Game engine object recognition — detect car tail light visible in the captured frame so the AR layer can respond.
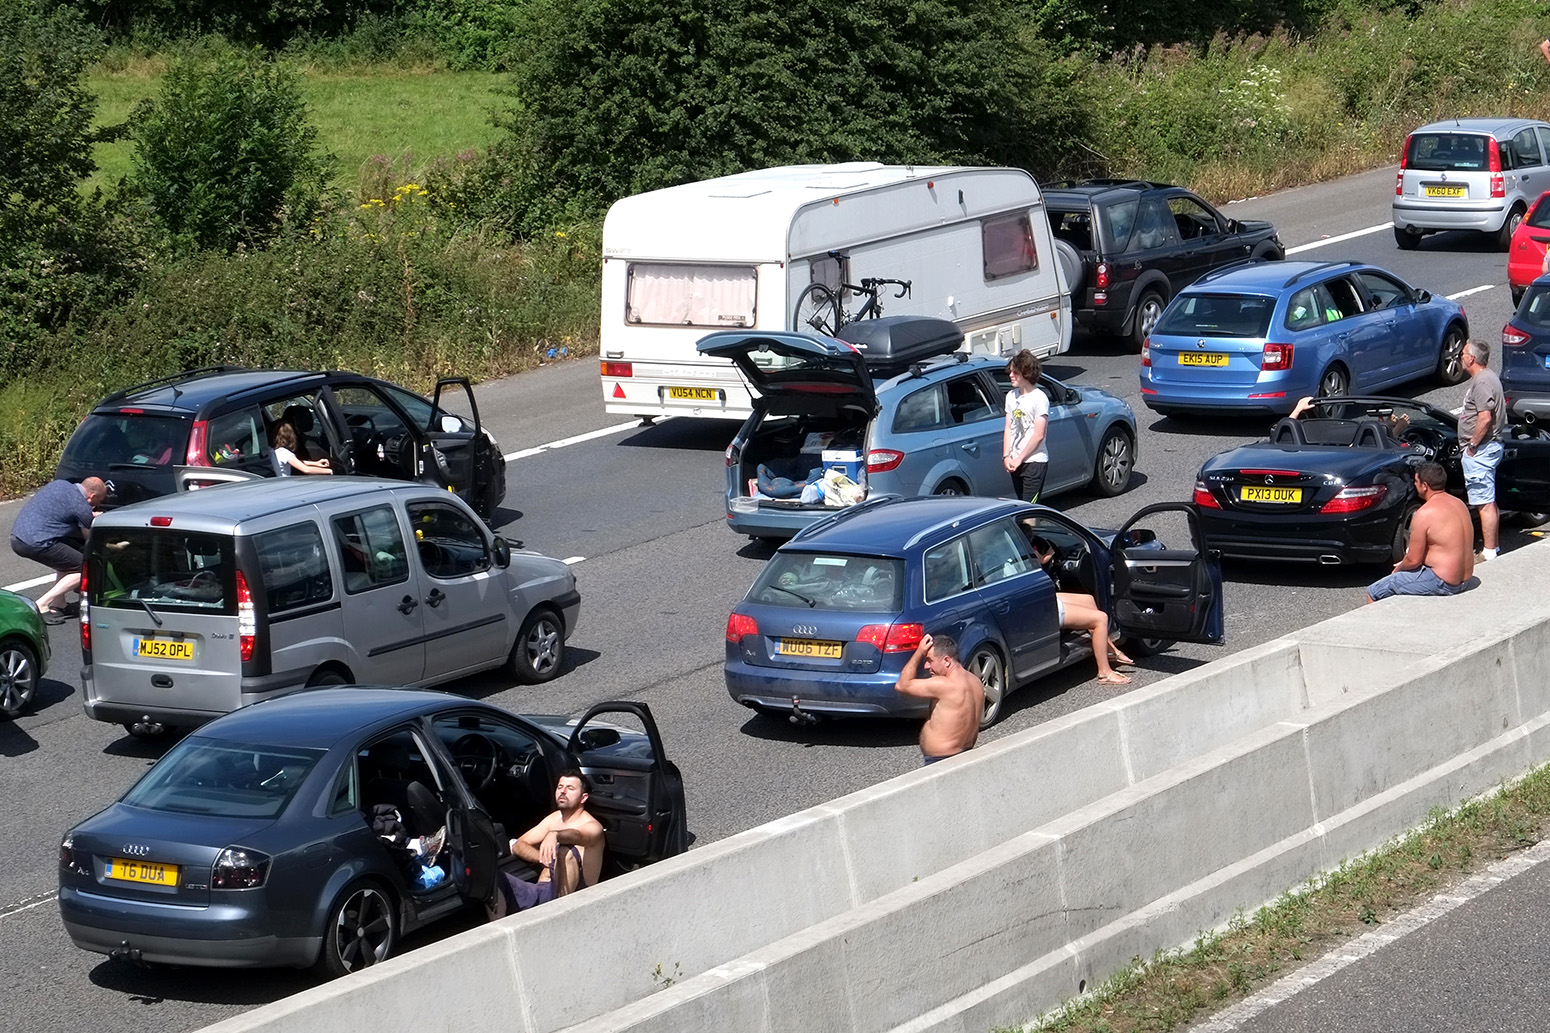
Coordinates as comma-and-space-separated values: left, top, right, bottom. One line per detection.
1261, 342, 1294, 371
59, 833, 83, 873
1321, 484, 1388, 514
1140, 337, 1151, 367
1504, 323, 1531, 347
856, 622, 925, 652
184, 419, 210, 467
1490, 139, 1505, 198
211, 847, 271, 890
725, 612, 758, 642
1192, 480, 1222, 509
235, 570, 255, 662
867, 448, 905, 474
79, 565, 90, 654
600, 360, 633, 378
1095, 262, 1110, 290
1396, 136, 1411, 195
725, 442, 742, 469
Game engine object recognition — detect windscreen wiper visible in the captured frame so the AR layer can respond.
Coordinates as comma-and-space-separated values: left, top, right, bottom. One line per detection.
768, 585, 818, 607
138, 599, 164, 627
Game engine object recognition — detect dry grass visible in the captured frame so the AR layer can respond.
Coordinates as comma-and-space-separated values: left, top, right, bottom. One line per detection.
1018, 763, 1550, 1033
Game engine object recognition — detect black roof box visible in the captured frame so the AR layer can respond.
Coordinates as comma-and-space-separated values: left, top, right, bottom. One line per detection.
837, 316, 963, 371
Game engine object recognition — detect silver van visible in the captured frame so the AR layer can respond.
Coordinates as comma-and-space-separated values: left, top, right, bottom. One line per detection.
79, 478, 580, 735
1393, 117, 1550, 250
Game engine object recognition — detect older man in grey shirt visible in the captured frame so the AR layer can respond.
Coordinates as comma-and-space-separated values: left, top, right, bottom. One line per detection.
1459, 340, 1507, 561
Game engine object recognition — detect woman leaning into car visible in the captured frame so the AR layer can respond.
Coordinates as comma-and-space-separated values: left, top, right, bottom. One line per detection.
1003, 350, 1050, 502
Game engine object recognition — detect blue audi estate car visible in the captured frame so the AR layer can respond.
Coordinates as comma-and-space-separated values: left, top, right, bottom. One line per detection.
1140, 261, 1468, 417
722, 495, 1224, 728
699, 317, 1138, 542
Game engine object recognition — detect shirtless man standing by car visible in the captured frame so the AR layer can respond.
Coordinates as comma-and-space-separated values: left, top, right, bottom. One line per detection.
486, 769, 606, 920
1366, 461, 1474, 602
895, 634, 985, 765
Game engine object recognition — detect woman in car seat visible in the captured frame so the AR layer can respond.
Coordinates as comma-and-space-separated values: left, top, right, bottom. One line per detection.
270, 419, 333, 476
1029, 535, 1133, 686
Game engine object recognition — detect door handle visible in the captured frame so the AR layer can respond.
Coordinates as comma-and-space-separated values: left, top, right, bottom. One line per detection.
961, 442, 979, 454
397, 595, 418, 615
425, 588, 446, 608
1337, 332, 1350, 340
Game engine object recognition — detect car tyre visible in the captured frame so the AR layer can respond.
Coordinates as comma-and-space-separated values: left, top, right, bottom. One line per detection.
315, 880, 396, 980
967, 644, 1007, 730
1317, 364, 1349, 398
1250, 242, 1284, 261
509, 607, 564, 684
308, 668, 350, 688
1498, 205, 1526, 251
1512, 286, 1526, 306
1435, 324, 1467, 386
1090, 427, 1135, 497
0, 639, 39, 719
1118, 635, 1170, 658
933, 478, 968, 497
1129, 289, 1166, 352
1390, 506, 1419, 565
1394, 226, 1423, 251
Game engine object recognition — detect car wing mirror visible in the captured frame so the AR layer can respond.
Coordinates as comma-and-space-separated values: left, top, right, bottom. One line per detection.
577, 727, 621, 751
492, 537, 512, 568
1119, 528, 1157, 549
1415, 289, 1432, 304
439, 415, 464, 433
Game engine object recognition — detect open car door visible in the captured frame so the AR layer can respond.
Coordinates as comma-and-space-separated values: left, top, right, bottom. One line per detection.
445, 804, 500, 905
566, 702, 689, 872
426, 377, 483, 493
1109, 502, 1225, 644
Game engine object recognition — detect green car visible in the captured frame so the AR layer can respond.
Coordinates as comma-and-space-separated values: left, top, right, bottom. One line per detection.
0, 590, 49, 718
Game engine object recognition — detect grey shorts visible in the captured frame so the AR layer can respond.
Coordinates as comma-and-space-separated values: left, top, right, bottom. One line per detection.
10, 535, 83, 574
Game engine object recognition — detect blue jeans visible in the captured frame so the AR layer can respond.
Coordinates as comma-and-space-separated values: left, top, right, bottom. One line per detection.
1367, 565, 1467, 600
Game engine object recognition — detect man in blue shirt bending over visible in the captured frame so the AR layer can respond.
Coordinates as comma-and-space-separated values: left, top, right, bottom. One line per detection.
10, 477, 107, 623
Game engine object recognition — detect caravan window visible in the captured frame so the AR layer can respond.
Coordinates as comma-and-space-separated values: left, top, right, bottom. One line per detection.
981, 213, 1039, 280
625, 263, 758, 328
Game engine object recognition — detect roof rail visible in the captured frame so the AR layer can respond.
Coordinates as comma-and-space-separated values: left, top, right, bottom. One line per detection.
1196, 258, 1266, 285
901, 498, 1015, 551
1280, 260, 1363, 290
102, 365, 250, 404
1042, 178, 1172, 192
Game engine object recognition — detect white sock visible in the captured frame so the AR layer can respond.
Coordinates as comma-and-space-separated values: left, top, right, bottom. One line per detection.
1481, 548, 1498, 560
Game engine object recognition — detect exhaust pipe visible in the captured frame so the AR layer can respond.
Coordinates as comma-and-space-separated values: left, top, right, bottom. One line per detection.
1523, 409, 1537, 425
1318, 554, 1342, 565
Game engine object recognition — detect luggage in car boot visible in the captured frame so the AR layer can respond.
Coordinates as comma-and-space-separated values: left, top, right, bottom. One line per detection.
837, 316, 963, 374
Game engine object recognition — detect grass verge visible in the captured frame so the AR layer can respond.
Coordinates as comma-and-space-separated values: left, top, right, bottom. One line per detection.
1017, 762, 1550, 1032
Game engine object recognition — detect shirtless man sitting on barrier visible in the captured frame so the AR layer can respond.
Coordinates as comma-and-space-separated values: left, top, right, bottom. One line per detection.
486, 769, 605, 920
1366, 461, 1474, 602
894, 633, 985, 766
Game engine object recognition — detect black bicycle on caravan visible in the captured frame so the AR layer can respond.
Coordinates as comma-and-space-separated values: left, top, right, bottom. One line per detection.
792, 276, 913, 336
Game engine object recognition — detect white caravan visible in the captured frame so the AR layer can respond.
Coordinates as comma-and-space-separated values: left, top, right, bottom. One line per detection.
599, 163, 1072, 420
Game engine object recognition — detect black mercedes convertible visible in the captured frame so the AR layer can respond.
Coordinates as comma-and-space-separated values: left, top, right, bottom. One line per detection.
1192, 396, 1550, 566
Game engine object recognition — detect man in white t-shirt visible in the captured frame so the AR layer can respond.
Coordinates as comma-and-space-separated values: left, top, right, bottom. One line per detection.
1002, 350, 1050, 502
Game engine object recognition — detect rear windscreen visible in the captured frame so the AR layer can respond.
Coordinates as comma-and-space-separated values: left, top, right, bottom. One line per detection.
1099, 198, 1139, 251
747, 552, 903, 611
122, 737, 324, 818
1518, 285, 1550, 328
1404, 132, 1491, 172
60, 413, 187, 471
1153, 294, 1276, 338
88, 529, 236, 614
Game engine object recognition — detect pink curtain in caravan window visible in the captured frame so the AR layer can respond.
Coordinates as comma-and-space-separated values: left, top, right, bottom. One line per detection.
626, 264, 758, 327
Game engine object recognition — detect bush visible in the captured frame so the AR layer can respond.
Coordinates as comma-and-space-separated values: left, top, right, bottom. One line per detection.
128, 44, 333, 251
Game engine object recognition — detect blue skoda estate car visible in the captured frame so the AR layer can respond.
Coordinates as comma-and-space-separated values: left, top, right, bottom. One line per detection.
1140, 261, 1468, 417
699, 317, 1138, 542
722, 495, 1224, 728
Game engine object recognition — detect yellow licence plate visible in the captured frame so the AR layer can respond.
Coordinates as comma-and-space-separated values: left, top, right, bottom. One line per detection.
667, 386, 719, 401
1424, 185, 1466, 198
1240, 486, 1303, 504
775, 638, 843, 659
136, 637, 195, 661
104, 857, 179, 886
1179, 352, 1228, 367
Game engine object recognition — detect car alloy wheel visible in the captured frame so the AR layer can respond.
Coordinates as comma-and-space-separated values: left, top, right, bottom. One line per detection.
1093, 428, 1134, 497
1318, 366, 1349, 398
969, 645, 1006, 730
0, 641, 38, 718
1130, 291, 1165, 352
1436, 326, 1466, 386
510, 608, 564, 684
325, 883, 395, 977
933, 479, 967, 496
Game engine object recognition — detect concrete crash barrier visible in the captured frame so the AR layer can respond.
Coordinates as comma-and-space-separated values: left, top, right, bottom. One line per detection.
201, 543, 1550, 1033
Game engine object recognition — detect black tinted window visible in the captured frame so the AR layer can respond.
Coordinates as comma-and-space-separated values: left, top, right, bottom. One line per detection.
1518, 285, 1550, 329
1154, 294, 1275, 338
923, 538, 972, 602
87, 529, 234, 613
1099, 198, 1138, 251
62, 414, 186, 469
1405, 132, 1490, 171
255, 521, 333, 614
748, 553, 903, 611
122, 737, 323, 819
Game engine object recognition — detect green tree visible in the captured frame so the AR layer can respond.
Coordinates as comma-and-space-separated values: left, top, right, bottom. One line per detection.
130, 46, 332, 251
490, 0, 1083, 232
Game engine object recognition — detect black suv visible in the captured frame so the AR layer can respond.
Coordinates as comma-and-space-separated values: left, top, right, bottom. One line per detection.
57, 367, 508, 517
1043, 180, 1284, 350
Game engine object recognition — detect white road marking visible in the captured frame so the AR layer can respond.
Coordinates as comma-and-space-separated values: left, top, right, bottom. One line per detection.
562, 556, 586, 565
3, 574, 55, 592
1192, 836, 1550, 1031
1284, 222, 1393, 255
0, 891, 58, 921
502, 417, 670, 462
1446, 284, 1494, 300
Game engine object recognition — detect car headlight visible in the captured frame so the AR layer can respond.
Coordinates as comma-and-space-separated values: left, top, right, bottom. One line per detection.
21, 596, 40, 614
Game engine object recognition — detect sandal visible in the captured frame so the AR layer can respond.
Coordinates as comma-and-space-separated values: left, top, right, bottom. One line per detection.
1108, 645, 1134, 666
1097, 671, 1131, 685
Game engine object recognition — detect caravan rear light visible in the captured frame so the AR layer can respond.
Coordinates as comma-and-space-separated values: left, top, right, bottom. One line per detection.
725, 613, 758, 642
855, 622, 925, 652
1192, 480, 1222, 509
601, 361, 633, 378
1095, 262, 1110, 290
1504, 324, 1531, 347
1261, 342, 1294, 371
867, 449, 905, 473
1321, 484, 1387, 514
185, 420, 210, 467
235, 570, 256, 662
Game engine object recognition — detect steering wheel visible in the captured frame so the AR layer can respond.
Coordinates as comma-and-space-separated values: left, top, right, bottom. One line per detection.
451, 733, 501, 790
1401, 426, 1441, 459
